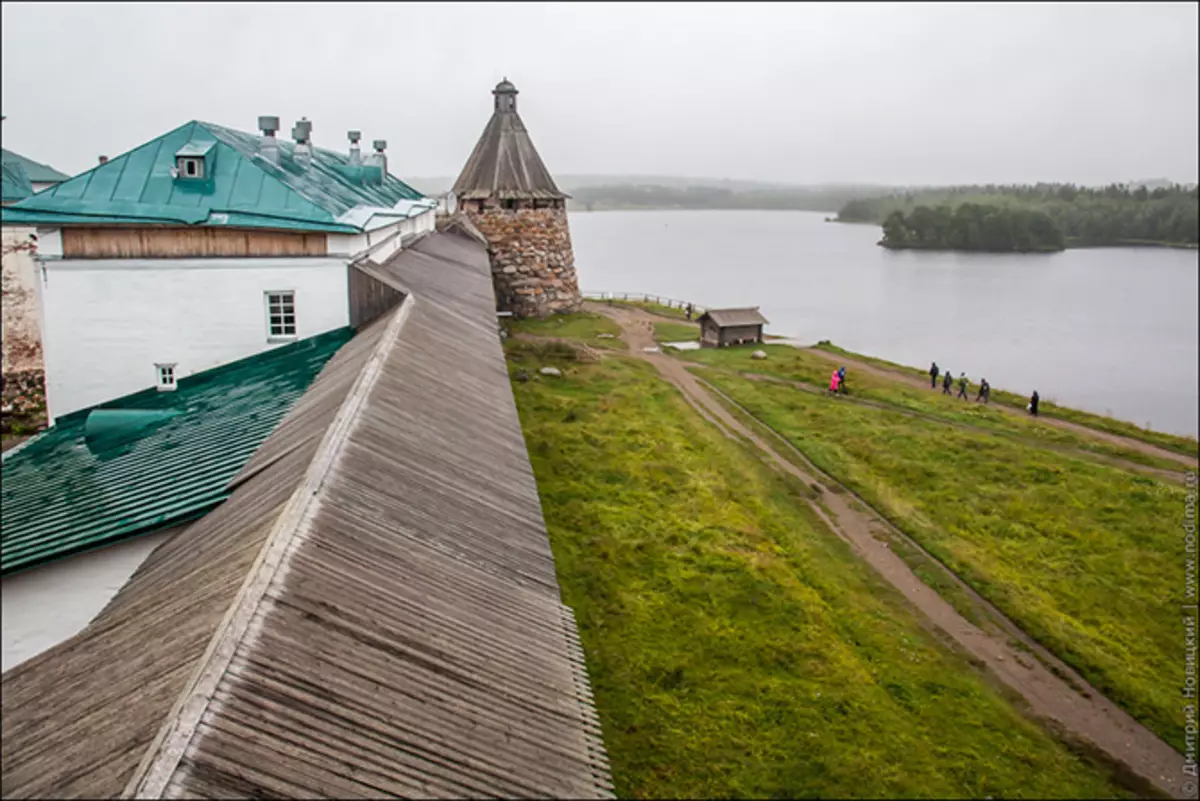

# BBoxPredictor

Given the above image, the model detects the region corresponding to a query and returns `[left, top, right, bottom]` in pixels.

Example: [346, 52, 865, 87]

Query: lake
[570, 210, 1199, 438]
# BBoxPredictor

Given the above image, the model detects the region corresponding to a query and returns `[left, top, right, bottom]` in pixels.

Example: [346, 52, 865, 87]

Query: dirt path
[588, 302, 1187, 798]
[797, 345, 1198, 469]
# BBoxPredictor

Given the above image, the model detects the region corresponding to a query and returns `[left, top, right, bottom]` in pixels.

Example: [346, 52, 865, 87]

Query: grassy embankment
[652, 321, 700, 342]
[680, 343, 1191, 751]
[505, 333, 1130, 799]
[811, 342, 1199, 459]
[603, 298, 695, 320]
[507, 312, 627, 350]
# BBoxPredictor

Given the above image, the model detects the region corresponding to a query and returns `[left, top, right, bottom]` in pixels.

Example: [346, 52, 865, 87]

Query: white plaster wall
[40, 257, 350, 421]
[1, 529, 174, 672]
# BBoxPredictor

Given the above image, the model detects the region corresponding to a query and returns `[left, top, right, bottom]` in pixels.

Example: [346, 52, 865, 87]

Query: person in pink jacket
[829, 369, 840, 394]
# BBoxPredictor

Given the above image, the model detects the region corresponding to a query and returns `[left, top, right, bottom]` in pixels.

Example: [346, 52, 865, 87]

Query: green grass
[508, 312, 627, 350]
[653, 321, 700, 342]
[693, 367, 1191, 752]
[508, 350, 1128, 799]
[680, 345, 1186, 474]
[811, 342, 1199, 459]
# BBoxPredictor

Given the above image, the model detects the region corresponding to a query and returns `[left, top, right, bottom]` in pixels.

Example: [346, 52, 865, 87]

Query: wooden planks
[60, 227, 328, 259]
[0, 318, 387, 799]
[162, 232, 613, 799]
[347, 263, 405, 330]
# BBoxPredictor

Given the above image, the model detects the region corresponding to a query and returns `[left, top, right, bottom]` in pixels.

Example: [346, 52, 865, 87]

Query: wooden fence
[582, 291, 707, 315]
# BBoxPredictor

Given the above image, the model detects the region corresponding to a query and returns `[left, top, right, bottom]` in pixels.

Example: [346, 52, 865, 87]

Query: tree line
[880, 204, 1065, 252]
[838, 183, 1199, 248]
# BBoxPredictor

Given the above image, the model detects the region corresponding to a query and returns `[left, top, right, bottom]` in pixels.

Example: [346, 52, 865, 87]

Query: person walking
[829, 369, 841, 395]
[1028, 390, 1040, 417]
[837, 366, 847, 394]
[975, 378, 990, 403]
[930, 361, 940, 389]
[942, 370, 953, 395]
[956, 373, 969, 399]
[686, 302, 694, 321]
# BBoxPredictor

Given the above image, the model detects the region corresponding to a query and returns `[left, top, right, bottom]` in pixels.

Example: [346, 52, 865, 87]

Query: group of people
[829, 365, 848, 394]
[929, 362, 1040, 415]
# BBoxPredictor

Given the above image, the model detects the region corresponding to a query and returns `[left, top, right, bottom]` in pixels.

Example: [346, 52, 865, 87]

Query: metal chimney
[258, 115, 280, 165]
[347, 130, 362, 167]
[371, 139, 387, 176]
[292, 117, 313, 169]
[98, 155, 109, 165]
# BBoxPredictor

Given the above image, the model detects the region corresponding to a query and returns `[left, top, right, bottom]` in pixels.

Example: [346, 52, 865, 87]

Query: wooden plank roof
[698, 307, 770, 327]
[451, 83, 568, 201]
[1, 231, 612, 799]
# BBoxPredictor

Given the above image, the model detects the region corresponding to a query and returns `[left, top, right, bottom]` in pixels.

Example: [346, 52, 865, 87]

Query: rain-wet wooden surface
[164, 232, 612, 798]
[0, 319, 388, 799]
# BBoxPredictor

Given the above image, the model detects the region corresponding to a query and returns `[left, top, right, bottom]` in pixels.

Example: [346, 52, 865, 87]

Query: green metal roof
[0, 327, 354, 575]
[1, 148, 70, 184]
[0, 120, 429, 232]
[1, 159, 33, 204]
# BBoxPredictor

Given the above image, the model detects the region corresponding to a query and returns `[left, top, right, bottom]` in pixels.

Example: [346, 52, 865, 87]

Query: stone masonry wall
[463, 207, 583, 318]
[2, 227, 47, 437]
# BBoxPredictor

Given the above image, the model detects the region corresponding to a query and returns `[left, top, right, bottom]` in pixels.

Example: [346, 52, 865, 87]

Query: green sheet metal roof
[0, 120, 429, 232]
[1, 148, 70, 184]
[0, 327, 354, 575]
[1, 159, 33, 204]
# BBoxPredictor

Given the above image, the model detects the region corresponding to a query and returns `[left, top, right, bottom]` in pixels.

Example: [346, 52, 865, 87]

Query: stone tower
[452, 79, 582, 317]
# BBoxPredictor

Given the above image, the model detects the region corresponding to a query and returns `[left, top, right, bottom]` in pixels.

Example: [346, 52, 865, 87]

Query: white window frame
[176, 156, 205, 179]
[155, 363, 177, 391]
[265, 290, 297, 342]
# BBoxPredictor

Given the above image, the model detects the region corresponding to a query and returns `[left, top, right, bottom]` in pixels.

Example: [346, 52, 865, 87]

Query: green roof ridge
[0, 327, 355, 575]
[2, 119, 429, 232]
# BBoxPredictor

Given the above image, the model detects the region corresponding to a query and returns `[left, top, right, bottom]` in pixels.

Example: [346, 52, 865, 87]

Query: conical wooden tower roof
[452, 79, 568, 201]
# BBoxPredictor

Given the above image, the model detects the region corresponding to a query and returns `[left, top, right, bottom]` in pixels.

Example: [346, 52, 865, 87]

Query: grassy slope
[684, 345, 1186, 473]
[652, 321, 700, 342]
[508, 312, 627, 350]
[812, 342, 1199, 459]
[506, 341, 1126, 799]
[603, 298, 695, 321]
[693, 364, 1189, 752]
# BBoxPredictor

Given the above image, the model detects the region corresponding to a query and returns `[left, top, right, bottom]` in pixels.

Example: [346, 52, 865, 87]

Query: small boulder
[751, 350, 768, 360]
[514, 369, 530, 383]
[539, 367, 563, 377]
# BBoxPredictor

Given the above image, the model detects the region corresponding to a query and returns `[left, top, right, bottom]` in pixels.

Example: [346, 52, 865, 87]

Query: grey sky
[2, 2, 1196, 187]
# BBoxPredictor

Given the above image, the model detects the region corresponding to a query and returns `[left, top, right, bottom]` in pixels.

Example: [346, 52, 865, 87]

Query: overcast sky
[2, 2, 1197, 187]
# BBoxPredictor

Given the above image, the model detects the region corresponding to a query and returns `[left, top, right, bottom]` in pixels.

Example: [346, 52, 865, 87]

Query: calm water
[570, 210, 1199, 437]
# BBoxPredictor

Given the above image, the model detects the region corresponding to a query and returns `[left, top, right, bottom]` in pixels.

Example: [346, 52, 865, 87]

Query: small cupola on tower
[493, 78, 519, 113]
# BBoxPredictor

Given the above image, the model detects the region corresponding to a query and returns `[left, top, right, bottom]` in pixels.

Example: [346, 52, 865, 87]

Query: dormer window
[156, 363, 177, 391]
[177, 157, 204, 179]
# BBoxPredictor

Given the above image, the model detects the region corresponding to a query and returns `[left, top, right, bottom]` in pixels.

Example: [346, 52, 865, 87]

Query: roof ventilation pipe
[258, 115, 281, 165]
[347, 130, 362, 167]
[292, 117, 313, 169]
[98, 155, 108, 165]
[367, 139, 388, 177]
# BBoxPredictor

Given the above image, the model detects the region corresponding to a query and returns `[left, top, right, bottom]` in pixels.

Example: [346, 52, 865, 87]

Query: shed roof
[452, 82, 568, 201]
[0, 327, 353, 576]
[0, 231, 612, 799]
[0, 121, 432, 232]
[0, 148, 70, 185]
[699, 307, 770, 327]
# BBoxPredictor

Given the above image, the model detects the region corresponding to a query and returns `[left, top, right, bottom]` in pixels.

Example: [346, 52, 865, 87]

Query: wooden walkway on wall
[61, 227, 327, 259]
[1, 231, 613, 799]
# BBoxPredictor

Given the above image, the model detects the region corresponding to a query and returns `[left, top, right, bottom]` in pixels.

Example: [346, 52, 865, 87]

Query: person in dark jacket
[930, 361, 940, 389]
[956, 373, 969, 399]
[942, 371, 953, 395]
[1028, 390, 1040, 416]
[975, 378, 990, 403]
[837, 366, 847, 394]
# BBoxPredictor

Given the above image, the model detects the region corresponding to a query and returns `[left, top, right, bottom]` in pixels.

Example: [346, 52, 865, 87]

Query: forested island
[879, 204, 1065, 252]
[839, 183, 1199, 250]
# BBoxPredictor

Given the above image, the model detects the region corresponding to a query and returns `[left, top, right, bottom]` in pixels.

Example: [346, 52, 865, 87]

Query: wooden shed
[697, 307, 770, 348]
